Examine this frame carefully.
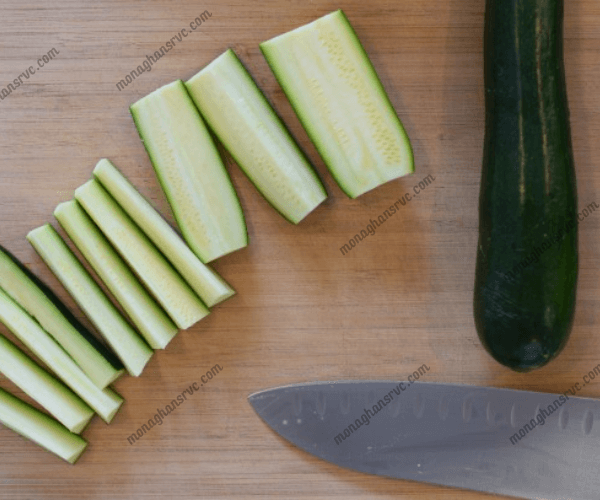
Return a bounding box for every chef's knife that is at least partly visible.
[248,381,600,500]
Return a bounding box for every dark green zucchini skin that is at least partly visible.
[0,245,124,370]
[474,0,578,371]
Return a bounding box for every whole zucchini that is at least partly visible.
[474,0,578,371]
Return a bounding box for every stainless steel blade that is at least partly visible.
[248,381,600,500]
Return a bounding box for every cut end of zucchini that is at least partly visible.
[206,283,235,306]
[125,352,153,377]
[101,389,125,424]
[260,9,414,198]
[130,80,248,263]
[69,414,93,435]
[185,49,328,223]
[94,365,125,388]
[66,444,88,464]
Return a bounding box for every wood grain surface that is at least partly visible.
[0,1,599,499]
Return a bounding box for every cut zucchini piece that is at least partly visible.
[185,49,327,223]
[130,80,248,263]
[27,224,153,377]
[0,388,87,464]
[260,9,414,198]
[93,159,235,307]
[55,200,178,349]
[0,287,123,423]
[0,245,124,389]
[0,333,93,434]
[75,180,210,329]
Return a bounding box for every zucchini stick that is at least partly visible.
[0,387,87,464]
[0,245,124,389]
[75,180,209,330]
[0,333,93,434]
[0,287,124,423]
[55,200,178,349]
[93,159,234,307]
[27,224,154,377]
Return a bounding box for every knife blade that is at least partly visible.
[248,381,600,500]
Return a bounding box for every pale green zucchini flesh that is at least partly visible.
[27,224,154,377]
[260,9,414,198]
[0,287,123,423]
[55,200,178,349]
[93,159,235,308]
[185,49,327,223]
[0,333,94,434]
[74,180,210,330]
[0,245,124,389]
[130,80,248,263]
[0,388,88,464]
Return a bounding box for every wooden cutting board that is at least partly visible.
[0,1,598,498]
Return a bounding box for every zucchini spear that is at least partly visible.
[0,333,93,434]
[185,49,327,223]
[75,179,210,330]
[55,200,178,350]
[260,10,414,198]
[0,287,123,423]
[93,159,235,308]
[27,224,154,377]
[0,387,87,464]
[130,80,248,263]
[0,245,124,389]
